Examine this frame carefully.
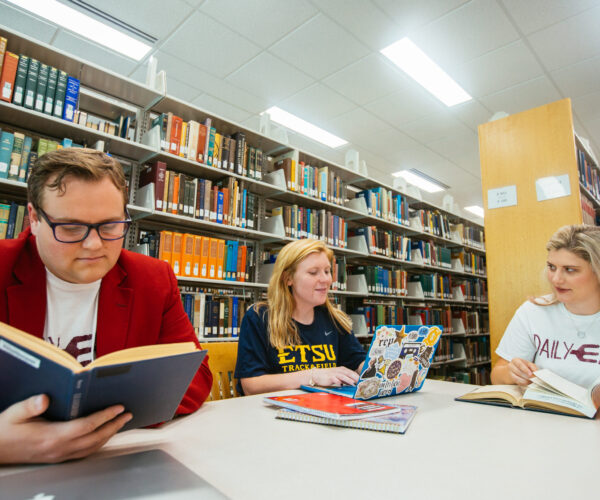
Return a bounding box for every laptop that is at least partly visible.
[1,449,229,500]
[302,324,443,400]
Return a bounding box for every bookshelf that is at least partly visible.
[0,24,488,384]
[478,97,598,367]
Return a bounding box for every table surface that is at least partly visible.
[2,380,599,499]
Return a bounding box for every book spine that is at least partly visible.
[23,57,39,109]
[10,54,29,105]
[44,66,58,115]
[34,63,49,112]
[53,70,68,118]
[63,76,80,121]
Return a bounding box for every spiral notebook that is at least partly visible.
[276,404,417,434]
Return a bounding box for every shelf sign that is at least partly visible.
[487,185,517,209]
[535,174,571,202]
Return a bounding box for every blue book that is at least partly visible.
[62,76,80,122]
[0,132,15,179]
[216,190,224,224]
[61,137,73,148]
[225,240,238,281]
[5,202,18,239]
[0,324,207,430]
[241,189,247,229]
[231,297,239,337]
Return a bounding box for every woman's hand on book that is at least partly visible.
[311,366,360,387]
[507,358,538,385]
[0,394,132,464]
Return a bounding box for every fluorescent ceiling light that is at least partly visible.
[381,37,471,107]
[7,0,152,60]
[265,107,348,149]
[392,169,445,193]
[464,205,484,218]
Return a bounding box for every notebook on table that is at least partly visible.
[302,324,443,400]
[1,449,229,499]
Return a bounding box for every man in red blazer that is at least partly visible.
[0,148,212,464]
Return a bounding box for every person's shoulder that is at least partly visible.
[118,248,170,272]
[116,249,173,286]
[244,303,268,323]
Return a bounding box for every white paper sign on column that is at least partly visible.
[535,174,571,201]
[488,185,517,209]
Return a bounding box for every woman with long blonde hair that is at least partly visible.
[491,224,600,408]
[235,239,365,395]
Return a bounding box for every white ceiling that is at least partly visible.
[2,0,600,216]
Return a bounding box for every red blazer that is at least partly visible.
[0,228,212,415]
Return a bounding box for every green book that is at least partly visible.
[8,132,25,181]
[18,135,33,182]
[37,138,49,157]
[0,131,14,179]
[0,202,10,240]
[13,204,25,236]
[34,63,49,112]
[44,67,58,115]
[23,58,39,109]
[11,55,29,107]
[53,70,68,119]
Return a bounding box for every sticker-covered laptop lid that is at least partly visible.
[355,325,442,399]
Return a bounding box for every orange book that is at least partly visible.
[196,123,207,163]
[171,232,183,276]
[170,115,183,156]
[192,235,202,277]
[238,244,247,282]
[0,52,19,102]
[208,238,219,279]
[171,174,180,215]
[199,236,210,278]
[179,121,188,158]
[222,187,229,225]
[216,239,225,280]
[181,233,195,277]
[158,230,173,266]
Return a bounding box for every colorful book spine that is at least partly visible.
[0,131,15,179]
[53,70,68,119]
[62,76,80,122]
[9,54,27,105]
[44,66,58,115]
[23,57,39,109]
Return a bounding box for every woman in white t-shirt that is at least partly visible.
[491,224,600,407]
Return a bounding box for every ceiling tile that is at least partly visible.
[192,94,252,124]
[279,83,356,124]
[79,0,193,40]
[353,128,421,158]
[454,41,544,99]
[160,11,262,78]
[314,0,403,51]
[225,52,314,104]
[165,77,203,102]
[428,127,478,160]
[200,0,317,48]
[325,108,390,145]
[501,0,600,35]
[373,0,469,33]
[0,3,58,44]
[411,0,519,70]
[449,99,494,131]
[551,55,600,99]
[527,5,600,71]
[52,31,137,76]
[368,85,445,130]
[323,54,409,106]
[479,77,562,117]
[572,90,600,124]
[269,13,369,80]
[399,111,469,144]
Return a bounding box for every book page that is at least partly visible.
[531,369,592,405]
[459,385,526,406]
[522,386,596,418]
[88,342,198,368]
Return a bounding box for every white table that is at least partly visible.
[2,380,599,499]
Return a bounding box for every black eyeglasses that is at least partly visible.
[37,207,132,243]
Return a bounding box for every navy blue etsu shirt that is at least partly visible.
[234,305,365,394]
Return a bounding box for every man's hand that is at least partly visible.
[311,366,360,387]
[0,394,132,464]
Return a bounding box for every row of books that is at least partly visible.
[0,129,96,181]
[414,240,452,268]
[449,367,491,385]
[272,204,347,249]
[180,292,251,338]
[349,266,408,295]
[409,208,453,238]
[410,274,488,302]
[577,147,600,202]
[435,337,457,362]
[0,200,27,239]
[452,249,487,275]
[0,36,134,140]
[454,222,485,249]
[350,226,412,260]
[409,306,452,332]
[581,193,597,225]
[138,161,258,230]
[151,113,266,181]
[464,337,490,364]
[356,187,411,225]
[452,309,489,334]
[273,150,347,206]
[138,230,255,282]
[352,303,410,336]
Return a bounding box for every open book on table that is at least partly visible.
[456,368,598,419]
[0,321,207,430]
[264,392,405,420]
